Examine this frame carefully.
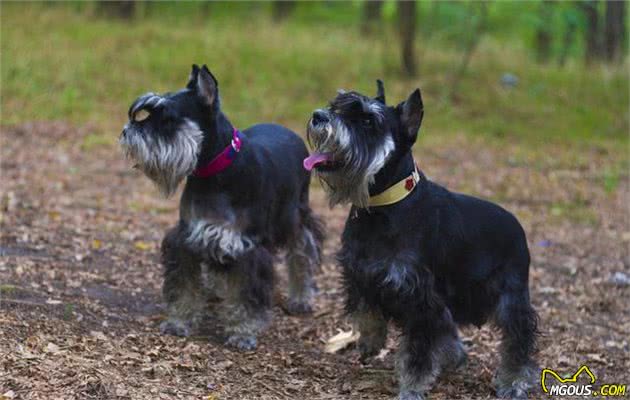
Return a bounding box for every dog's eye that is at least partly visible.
[363,119,372,126]
[133,109,151,122]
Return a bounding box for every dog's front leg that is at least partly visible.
[221,246,274,350]
[396,305,461,400]
[352,304,388,363]
[160,225,205,337]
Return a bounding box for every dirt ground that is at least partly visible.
[1,123,628,400]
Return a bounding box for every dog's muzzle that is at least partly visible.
[304,111,344,172]
[311,110,329,127]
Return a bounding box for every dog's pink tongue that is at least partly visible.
[303,153,332,171]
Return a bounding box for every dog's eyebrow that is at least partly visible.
[128,92,168,119]
[330,92,383,120]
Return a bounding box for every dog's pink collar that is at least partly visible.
[192,128,243,178]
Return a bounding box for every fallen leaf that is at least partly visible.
[90,331,108,341]
[45,342,60,353]
[375,348,390,361]
[134,241,152,251]
[1,390,16,400]
[325,329,360,353]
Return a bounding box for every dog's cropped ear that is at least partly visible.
[397,89,424,143]
[375,79,386,104]
[186,64,200,90]
[196,65,219,106]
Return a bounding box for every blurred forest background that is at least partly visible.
[1,2,630,399]
[1,0,628,145]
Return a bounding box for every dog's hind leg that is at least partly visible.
[160,225,206,337]
[285,205,324,314]
[222,246,274,350]
[493,288,539,399]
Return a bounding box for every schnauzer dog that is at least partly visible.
[305,82,538,399]
[120,65,323,350]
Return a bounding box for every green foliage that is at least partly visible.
[1,1,627,149]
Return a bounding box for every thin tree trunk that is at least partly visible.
[201,1,212,16]
[604,0,626,62]
[580,0,602,63]
[272,1,295,22]
[535,0,554,63]
[361,0,384,35]
[398,0,417,77]
[97,0,136,19]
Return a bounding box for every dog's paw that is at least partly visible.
[358,342,380,364]
[494,367,534,399]
[286,299,313,315]
[159,319,192,337]
[496,384,529,400]
[225,334,257,350]
[398,390,425,400]
[443,342,468,371]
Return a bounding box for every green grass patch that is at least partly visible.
[0,284,17,296]
[550,200,599,226]
[63,303,75,321]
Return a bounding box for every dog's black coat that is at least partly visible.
[343,167,532,327]
[121,65,323,349]
[308,84,537,399]
[181,123,314,250]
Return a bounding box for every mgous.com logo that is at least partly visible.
[541,365,627,397]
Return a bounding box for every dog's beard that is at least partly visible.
[120,118,203,197]
[309,121,395,207]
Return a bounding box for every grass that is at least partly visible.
[1,2,628,153]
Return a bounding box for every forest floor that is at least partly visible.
[1,122,628,399]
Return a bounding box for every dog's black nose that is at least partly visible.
[311,110,329,126]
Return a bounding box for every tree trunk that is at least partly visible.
[97,1,136,19]
[535,0,554,63]
[604,0,626,62]
[361,0,384,35]
[580,0,602,63]
[272,1,295,22]
[398,0,417,77]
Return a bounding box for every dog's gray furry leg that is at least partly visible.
[493,290,539,399]
[286,230,320,314]
[160,225,206,337]
[353,305,388,363]
[396,335,438,400]
[221,246,274,350]
[285,205,324,314]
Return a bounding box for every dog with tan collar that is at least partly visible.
[305,81,538,399]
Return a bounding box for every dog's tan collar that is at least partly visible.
[365,164,421,207]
